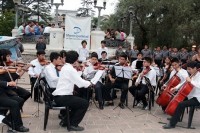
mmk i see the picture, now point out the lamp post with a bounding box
[93,0,106,30]
[13,0,21,29]
[128,6,134,37]
[51,0,64,28]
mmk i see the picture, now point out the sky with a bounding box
[57,0,119,17]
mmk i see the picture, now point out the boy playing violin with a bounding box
[129,57,157,110]
[163,61,200,129]
[82,52,105,109]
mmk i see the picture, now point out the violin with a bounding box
[143,66,151,75]
[93,62,106,70]
[39,59,51,66]
[0,66,18,74]
[55,64,64,71]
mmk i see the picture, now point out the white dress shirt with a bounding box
[44,63,59,88]
[188,72,200,102]
[83,63,105,84]
[168,69,189,90]
[52,63,91,96]
[77,47,89,62]
[136,66,157,86]
[97,47,108,59]
[28,59,45,78]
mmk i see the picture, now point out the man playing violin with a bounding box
[129,57,157,110]
[28,50,46,103]
[104,52,129,109]
[44,52,62,93]
[163,61,200,129]
[83,52,106,109]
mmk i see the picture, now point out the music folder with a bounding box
[136,60,143,70]
[114,66,133,80]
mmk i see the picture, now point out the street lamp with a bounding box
[13,0,21,29]
[128,6,134,37]
[93,0,106,30]
[51,0,64,28]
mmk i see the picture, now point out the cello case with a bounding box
[156,75,180,107]
[165,82,193,116]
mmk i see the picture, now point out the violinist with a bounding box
[0,49,31,105]
[82,52,105,109]
[104,52,129,109]
[28,50,46,103]
[163,61,200,129]
[60,50,67,64]
[44,52,62,93]
[98,51,109,63]
[129,57,157,110]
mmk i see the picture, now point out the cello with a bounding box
[156,72,180,107]
[165,71,198,116]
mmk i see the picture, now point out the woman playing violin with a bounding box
[128,57,157,110]
[163,61,200,129]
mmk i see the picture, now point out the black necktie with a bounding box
[55,67,59,77]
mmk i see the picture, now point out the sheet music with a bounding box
[114,66,133,79]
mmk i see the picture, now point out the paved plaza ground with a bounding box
[1,73,200,133]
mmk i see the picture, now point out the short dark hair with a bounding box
[137,52,143,56]
[187,61,200,69]
[101,51,107,55]
[101,40,106,44]
[0,49,12,64]
[119,52,127,60]
[171,58,180,63]
[50,52,60,62]
[81,40,87,45]
[65,50,79,64]
[36,50,46,55]
[60,50,67,58]
[143,57,152,64]
[91,52,98,59]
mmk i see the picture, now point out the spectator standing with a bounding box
[18,23,25,36]
[36,37,46,51]
[141,45,151,58]
[77,40,89,62]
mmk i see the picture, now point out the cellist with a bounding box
[163,61,200,129]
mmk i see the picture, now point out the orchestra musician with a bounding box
[163,61,200,129]
[44,52,62,93]
[0,49,31,106]
[131,52,143,72]
[60,50,67,64]
[28,50,46,103]
[83,52,105,109]
[129,57,157,110]
[98,51,109,63]
[52,50,92,131]
[104,52,129,109]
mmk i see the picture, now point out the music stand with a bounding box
[112,66,133,112]
[32,73,44,117]
[135,76,161,125]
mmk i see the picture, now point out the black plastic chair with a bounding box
[187,105,200,129]
[39,80,70,131]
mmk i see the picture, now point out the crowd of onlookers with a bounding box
[104,28,127,42]
[17,21,56,36]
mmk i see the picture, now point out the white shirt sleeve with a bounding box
[175,70,189,90]
[28,61,35,76]
[44,66,59,85]
[69,68,91,88]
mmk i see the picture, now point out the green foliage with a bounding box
[101,0,200,48]
[0,11,15,36]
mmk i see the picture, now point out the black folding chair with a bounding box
[39,80,70,131]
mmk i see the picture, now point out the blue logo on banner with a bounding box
[73,27,81,34]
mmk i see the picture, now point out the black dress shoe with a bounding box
[58,114,65,119]
[167,117,171,120]
[163,123,175,129]
[2,118,12,127]
[69,125,84,131]
[59,121,67,127]
[104,102,114,106]
[118,103,125,109]
[142,105,148,110]
[99,102,104,110]
[15,126,29,132]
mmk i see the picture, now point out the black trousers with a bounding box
[0,93,24,128]
[14,86,31,103]
[170,97,200,126]
[30,77,43,101]
[129,84,149,106]
[104,82,128,103]
[54,95,89,127]
[95,81,104,104]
